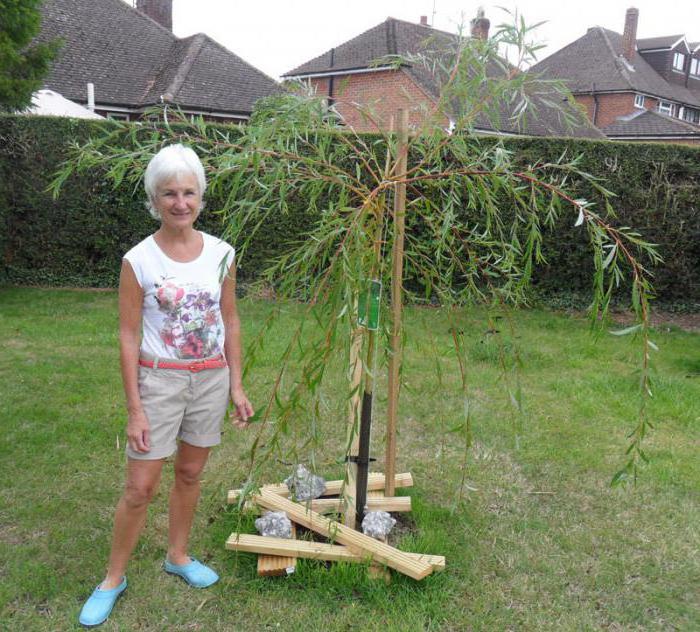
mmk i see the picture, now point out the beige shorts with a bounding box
[126,361,230,460]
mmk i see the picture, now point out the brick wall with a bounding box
[574,92,637,128]
[574,92,666,128]
[309,69,446,132]
[642,96,660,112]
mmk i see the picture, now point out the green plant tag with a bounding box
[358,280,381,330]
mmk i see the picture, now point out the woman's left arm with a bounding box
[221,259,254,428]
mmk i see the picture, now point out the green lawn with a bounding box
[0,287,698,631]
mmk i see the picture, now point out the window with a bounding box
[658,101,674,116]
[683,108,700,124]
[691,58,700,77]
[634,94,645,108]
[673,52,686,71]
[106,112,130,121]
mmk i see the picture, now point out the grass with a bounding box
[0,287,698,631]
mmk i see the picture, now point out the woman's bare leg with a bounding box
[101,458,165,589]
[167,442,211,565]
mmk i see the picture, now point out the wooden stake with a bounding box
[252,490,433,580]
[355,198,389,526]
[386,108,409,496]
[343,325,364,529]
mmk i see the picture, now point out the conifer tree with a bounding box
[0,0,60,112]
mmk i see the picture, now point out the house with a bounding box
[282,13,603,139]
[531,7,700,143]
[34,0,280,122]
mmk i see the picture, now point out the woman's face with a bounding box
[154,174,201,230]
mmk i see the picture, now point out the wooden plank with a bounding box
[256,521,296,577]
[226,534,445,571]
[310,496,411,515]
[386,108,410,497]
[229,533,360,562]
[228,472,413,504]
[252,490,433,580]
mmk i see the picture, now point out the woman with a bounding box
[79,144,253,627]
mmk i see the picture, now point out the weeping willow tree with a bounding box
[52,14,659,497]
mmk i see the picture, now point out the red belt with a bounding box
[139,355,227,373]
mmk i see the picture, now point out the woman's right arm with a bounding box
[119,259,150,453]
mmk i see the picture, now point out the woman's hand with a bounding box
[126,409,151,453]
[230,386,254,429]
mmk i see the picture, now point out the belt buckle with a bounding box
[188,361,205,373]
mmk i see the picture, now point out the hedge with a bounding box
[1,114,699,307]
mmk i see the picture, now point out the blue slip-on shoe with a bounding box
[78,577,127,627]
[164,557,219,588]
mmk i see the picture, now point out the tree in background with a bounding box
[0,0,60,112]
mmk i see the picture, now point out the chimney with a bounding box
[420,15,428,26]
[86,83,95,111]
[470,7,490,41]
[622,7,639,63]
[136,0,173,31]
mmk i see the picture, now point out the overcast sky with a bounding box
[159,1,700,81]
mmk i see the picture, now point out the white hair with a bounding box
[144,144,206,219]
